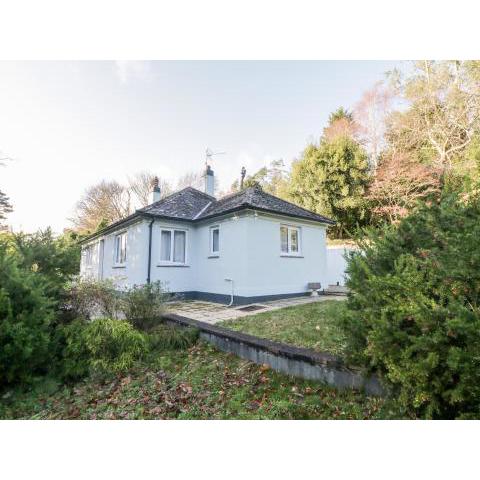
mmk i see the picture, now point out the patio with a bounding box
[166,294,346,324]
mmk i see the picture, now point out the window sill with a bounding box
[113,264,126,268]
[208,254,220,258]
[280,254,304,258]
[157,263,190,268]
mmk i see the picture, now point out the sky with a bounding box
[0,60,403,233]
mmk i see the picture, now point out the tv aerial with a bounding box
[205,147,226,168]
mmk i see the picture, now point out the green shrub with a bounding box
[149,324,199,351]
[122,281,168,331]
[12,229,80,304]
[0,243,55,387]
[342,191,480,418]
[62,318,148,379]
[68,278,122,320]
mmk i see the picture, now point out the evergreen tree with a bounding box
[289,136,370,238]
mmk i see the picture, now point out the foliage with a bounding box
[386,61,480,173]
[221,301,348,356]
[0,343,403,420]
[342,190,480,418]
[323,107,359,142]
[367,152,441,224]
[289,136,370,238]
[122,281,169,331]
[62,318,148,379]
[149,324,199,351]
[68,277,122,320]
[0,242,55,387]
[230,160,290,199]
[11,228,81,302]
[0,190,12,226]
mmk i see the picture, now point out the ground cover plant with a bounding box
[220,301,348,356]
[0,342,404,420]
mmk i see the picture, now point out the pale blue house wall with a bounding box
[80,210,330,303]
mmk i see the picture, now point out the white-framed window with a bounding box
[160,228,187,264]
[114,232,127,265]
[280,225,301,255]
[209,225,220,255]
[84,244,95,267]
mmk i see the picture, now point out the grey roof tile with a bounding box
[83,186,334,243]
[138,187,214,220]
[141,185,334,225]
[196,186,335,224]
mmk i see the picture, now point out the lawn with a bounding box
[220,300,348,356]
[0,341,404,420]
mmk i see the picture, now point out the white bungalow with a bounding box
[79,166,343,305]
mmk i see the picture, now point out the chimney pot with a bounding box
[150,176,161,203]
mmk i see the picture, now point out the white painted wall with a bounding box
[80,211,330,298]
[242,214,328,296]
[325,246,356,286]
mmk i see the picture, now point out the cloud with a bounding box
[114,61,154,84]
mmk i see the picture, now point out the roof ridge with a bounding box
[251,187,332,222]
[215,188,247,203]
[139,186,216,213]
[182,186,217,200]
[193,200,213,220]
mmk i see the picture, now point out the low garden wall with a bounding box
[163,313,385,397]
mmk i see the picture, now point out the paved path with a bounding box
[166,295,346,324]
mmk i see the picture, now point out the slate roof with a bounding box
[140,186,334,225]
[81,186,333,243]
[139,186,214,220]
[195,186,335,224]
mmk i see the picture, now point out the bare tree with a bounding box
[176,170,205,190]
[354,81,393,171]
[128,171,172,207]
[386,61,480,174]
[71,180,132,233]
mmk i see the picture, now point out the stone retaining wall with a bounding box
[163,313,385,397]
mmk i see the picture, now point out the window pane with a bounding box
[173,230,186,263]
[290,229,299,252]
[121,234,127,262]
[115,236,120,263]
[212,228,219,252]
[160,230,171,261]
[280,226,288,252]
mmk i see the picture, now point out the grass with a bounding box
[220,300,348,356]
[0,341,405,419]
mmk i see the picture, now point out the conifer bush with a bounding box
[342,191,480,418]
[0,243,55,387]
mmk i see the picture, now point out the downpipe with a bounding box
[225,278,234,306]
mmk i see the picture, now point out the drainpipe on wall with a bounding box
[147,218,155,284]
[225,278,234,306]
